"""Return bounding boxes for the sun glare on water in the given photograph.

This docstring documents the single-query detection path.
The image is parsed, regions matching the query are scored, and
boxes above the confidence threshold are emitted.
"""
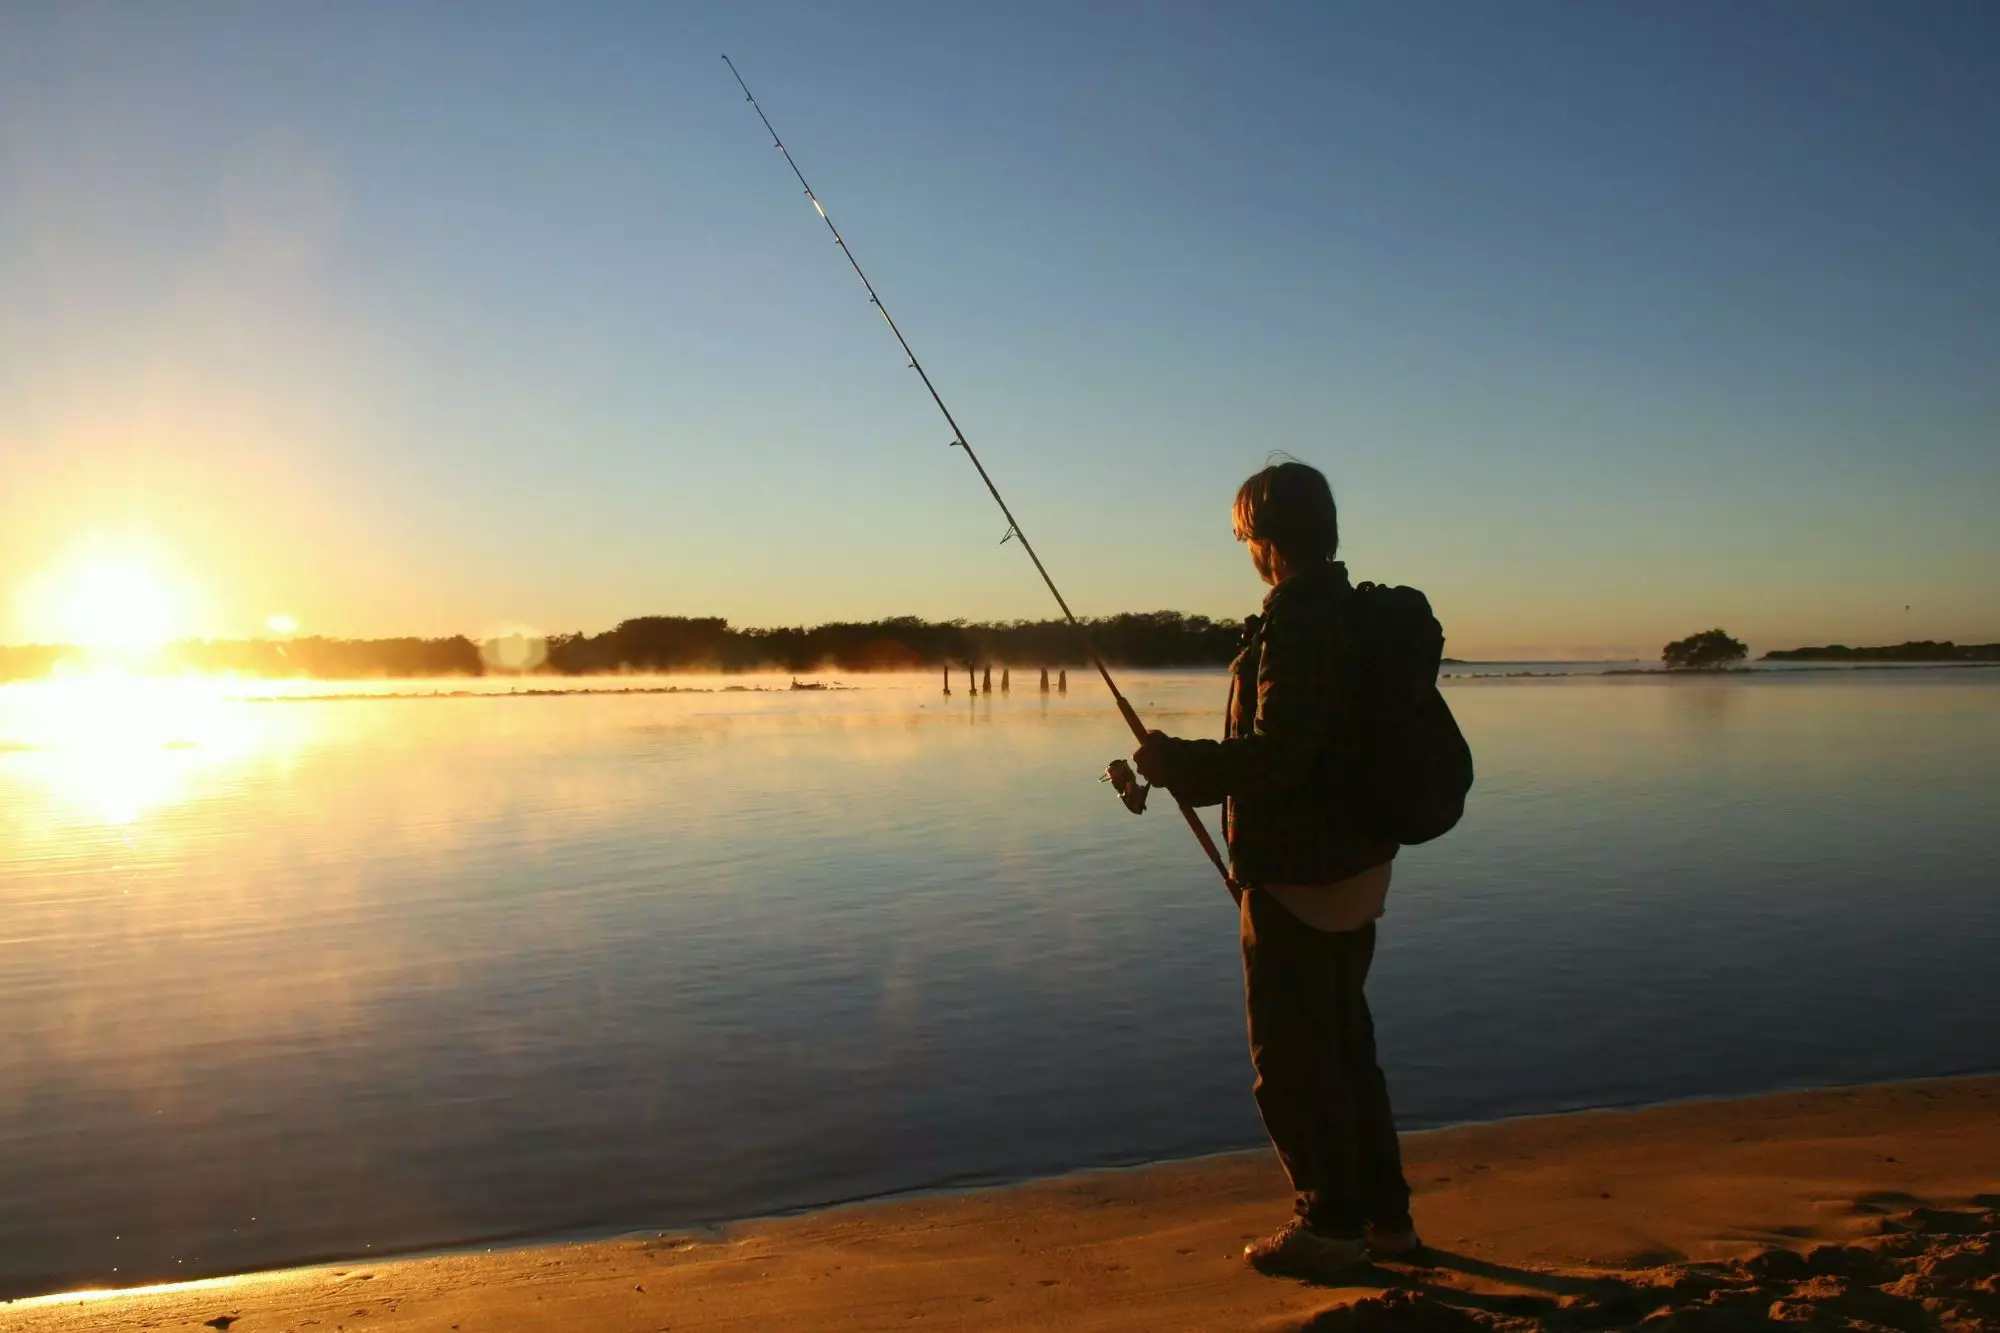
[2,546,299,827]
[1,673,269,827]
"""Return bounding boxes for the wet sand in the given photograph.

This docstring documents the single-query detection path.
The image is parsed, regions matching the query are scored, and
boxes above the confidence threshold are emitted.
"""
[8,1076,1996,1331]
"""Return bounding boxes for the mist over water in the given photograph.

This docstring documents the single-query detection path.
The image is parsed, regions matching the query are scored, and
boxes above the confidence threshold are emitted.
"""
[2,667,1996,1297]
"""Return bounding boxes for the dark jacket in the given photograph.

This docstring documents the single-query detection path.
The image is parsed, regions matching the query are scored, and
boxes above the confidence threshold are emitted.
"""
[1151,561,1396,886]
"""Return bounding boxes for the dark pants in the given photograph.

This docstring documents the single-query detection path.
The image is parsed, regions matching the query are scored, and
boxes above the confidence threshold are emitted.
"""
[1240,887,1412,1236]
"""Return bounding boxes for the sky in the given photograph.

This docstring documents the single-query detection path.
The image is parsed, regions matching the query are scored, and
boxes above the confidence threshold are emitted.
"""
[2,2,1996,660]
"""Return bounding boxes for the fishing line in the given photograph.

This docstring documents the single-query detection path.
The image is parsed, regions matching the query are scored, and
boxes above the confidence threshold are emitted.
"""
[722,55,1234,899]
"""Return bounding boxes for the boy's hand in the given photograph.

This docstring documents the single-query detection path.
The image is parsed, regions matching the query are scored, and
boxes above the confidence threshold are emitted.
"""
[1132,730,1175,786]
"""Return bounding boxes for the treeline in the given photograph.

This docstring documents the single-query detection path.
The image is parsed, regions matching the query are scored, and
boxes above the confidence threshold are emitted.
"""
[542,613,1240,674]
[0,636,485,681]
[1761,641,2000,663]
[0,612,1243,681]
[172,636,484,676]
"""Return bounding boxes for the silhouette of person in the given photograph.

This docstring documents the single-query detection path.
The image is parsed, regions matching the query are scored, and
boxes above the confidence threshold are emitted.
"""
[1130,461,1416,1281]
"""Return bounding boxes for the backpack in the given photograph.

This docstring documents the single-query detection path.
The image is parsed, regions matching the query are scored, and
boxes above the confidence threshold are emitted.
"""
[1342,582,1474,844]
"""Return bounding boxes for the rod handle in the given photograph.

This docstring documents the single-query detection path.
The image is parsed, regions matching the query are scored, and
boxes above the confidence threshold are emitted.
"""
[1110,691,1240,903]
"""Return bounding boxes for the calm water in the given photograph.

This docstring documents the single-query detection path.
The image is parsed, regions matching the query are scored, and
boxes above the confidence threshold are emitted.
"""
[2,666,1997,1297]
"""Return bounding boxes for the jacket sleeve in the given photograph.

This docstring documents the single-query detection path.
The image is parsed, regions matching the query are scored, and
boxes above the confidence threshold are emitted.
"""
[1154,606,1336,802]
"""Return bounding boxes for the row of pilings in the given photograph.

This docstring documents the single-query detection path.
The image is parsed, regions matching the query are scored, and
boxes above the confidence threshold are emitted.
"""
[942,663,1065,695]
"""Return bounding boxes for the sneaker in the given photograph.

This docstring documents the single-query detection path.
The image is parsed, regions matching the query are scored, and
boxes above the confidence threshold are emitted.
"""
[1244,1218,1369,1280]
[1364,1220,1424,1260]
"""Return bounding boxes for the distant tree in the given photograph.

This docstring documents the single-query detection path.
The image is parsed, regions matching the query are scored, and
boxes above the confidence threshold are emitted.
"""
[1662,628,1748,671]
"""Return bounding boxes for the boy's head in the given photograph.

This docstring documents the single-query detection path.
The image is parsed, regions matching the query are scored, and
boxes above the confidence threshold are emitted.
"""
[1232,461,1339,582]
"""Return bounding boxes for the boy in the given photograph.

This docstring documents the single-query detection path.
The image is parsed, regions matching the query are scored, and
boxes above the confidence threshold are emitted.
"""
[1133,460,1420,1280]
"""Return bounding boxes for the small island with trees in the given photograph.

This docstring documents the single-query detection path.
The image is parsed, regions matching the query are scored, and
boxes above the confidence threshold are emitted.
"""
[1657,630,2000,672]
[1662,628,1749,670]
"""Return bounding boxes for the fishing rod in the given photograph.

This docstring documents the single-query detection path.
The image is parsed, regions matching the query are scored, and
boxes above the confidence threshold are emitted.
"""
[722,55,1236,902]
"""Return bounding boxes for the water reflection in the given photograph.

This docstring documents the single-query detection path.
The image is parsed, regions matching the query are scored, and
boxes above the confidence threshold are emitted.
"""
[1660,673,1742,730]
[0,668,1995,1298]
[0,674,282,826]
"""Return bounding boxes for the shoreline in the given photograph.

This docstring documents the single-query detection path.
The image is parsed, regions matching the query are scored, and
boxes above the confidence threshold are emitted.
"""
[11,1074,1996,1330]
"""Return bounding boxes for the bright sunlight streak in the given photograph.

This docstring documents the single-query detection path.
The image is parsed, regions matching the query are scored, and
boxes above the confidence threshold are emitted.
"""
[0,671,280,827]
[6,544,264,826]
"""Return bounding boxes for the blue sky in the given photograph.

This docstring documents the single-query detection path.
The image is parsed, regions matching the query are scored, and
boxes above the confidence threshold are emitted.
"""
[3,1,1995,658]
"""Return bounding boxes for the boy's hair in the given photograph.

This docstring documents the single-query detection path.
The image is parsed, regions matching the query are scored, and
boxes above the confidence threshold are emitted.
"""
[1232,460,1339,565]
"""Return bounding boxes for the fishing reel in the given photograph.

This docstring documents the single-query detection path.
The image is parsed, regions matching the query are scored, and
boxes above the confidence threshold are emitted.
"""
[1100,758,1150,815]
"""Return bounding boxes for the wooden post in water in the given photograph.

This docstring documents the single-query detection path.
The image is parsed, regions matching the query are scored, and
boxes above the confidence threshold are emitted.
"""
[942,661,950,695]
[982,665,991,694]
[1039,667,1049,693]
[1001,668,1010,693]
[1058,668,1067,694]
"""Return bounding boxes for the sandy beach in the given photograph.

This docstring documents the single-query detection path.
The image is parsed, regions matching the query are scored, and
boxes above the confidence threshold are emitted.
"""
[7,1075,1995,1331]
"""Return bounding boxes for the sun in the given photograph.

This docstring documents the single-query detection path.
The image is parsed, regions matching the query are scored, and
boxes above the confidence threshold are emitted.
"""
[17,545,198,656]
